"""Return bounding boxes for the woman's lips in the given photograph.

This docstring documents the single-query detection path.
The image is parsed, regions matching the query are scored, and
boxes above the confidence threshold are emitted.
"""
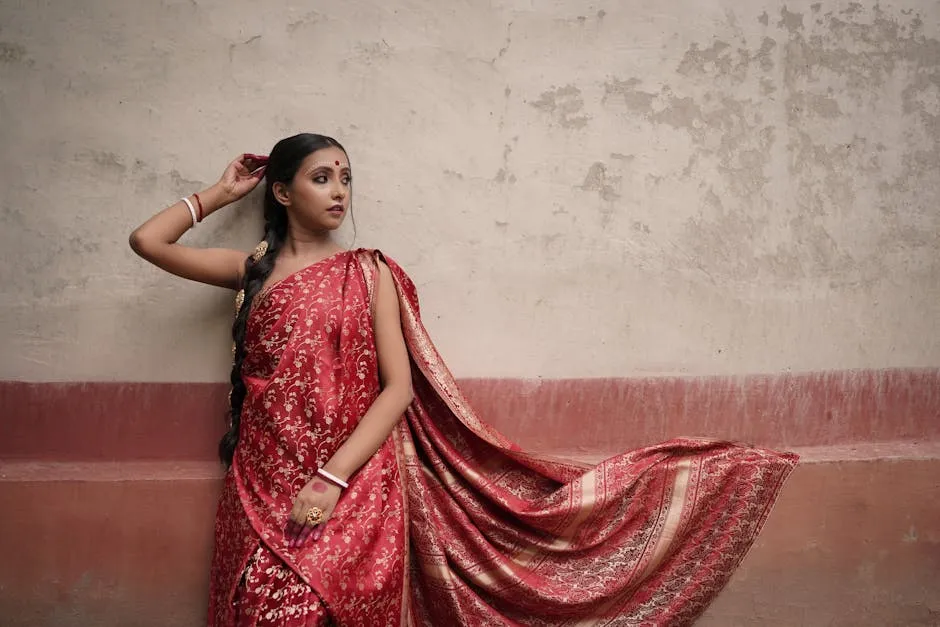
[327,205,344,214]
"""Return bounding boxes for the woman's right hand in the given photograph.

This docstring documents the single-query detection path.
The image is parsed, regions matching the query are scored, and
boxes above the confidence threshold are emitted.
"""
[216,153,268,204]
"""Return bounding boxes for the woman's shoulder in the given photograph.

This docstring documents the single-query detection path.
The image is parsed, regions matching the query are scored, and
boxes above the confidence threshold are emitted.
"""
[350,247,401,271]
[350,248,417,299]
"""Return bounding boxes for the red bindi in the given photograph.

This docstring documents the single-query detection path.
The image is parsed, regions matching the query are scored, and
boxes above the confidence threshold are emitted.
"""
[335,160,340,166]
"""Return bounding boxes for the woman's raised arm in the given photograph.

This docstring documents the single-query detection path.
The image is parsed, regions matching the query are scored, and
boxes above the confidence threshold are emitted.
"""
[128,153,267,290]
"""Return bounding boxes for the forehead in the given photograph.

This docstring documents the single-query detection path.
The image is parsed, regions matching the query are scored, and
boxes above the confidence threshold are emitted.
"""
[300,146,350,170]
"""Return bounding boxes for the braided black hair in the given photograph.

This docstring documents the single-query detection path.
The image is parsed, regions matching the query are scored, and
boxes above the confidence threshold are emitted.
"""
[219,133,348,466]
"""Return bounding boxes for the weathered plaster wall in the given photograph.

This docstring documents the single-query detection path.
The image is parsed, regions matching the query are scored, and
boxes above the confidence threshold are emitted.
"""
[0,0,937,381]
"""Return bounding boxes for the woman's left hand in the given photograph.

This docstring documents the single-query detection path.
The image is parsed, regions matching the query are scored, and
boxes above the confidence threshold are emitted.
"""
[286,477,342,548]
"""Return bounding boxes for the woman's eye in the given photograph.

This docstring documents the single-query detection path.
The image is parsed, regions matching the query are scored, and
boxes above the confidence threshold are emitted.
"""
[342,177,352,185]
[313,176,328,184]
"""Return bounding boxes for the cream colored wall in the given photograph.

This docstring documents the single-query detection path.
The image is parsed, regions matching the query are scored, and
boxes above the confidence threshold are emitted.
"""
[1,1,937,381]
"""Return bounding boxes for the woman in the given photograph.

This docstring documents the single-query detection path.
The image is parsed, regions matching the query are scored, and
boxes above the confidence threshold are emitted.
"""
[130,133,798,626]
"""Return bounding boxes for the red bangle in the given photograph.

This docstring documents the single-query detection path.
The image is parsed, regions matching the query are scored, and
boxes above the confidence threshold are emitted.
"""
[193,192,204,222]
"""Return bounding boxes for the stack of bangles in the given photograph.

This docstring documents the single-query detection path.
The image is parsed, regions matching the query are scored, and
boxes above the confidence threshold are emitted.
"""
[304,468,349,526]
[181,193,204,226]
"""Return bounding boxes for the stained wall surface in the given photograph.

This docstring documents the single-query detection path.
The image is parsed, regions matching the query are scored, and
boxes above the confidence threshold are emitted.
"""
[2,4,940,625]
[1,0,938,381]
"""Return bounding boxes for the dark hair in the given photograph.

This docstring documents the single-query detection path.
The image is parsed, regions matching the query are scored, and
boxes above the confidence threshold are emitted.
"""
[219,133,349,465]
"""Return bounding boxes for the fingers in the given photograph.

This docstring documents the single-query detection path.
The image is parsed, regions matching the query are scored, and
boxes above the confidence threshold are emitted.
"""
[293,508,314,548]
[289,519,320,548]
[286,497,306,539]
[243,153,269,164]
[296,518,326,547]
[285,499,330,547]
[296,524,316,546]
[289,498,306,526]
[285,518,303,543]
[241,153,269,174]
[228,154,267,182]
[231,160,250,177]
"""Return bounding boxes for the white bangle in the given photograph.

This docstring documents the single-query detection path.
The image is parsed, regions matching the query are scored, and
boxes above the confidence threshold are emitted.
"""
[181,196,197,227]
[317,468,349,490]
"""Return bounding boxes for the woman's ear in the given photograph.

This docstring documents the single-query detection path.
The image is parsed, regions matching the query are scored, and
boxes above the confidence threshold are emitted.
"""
[272,181,290,206]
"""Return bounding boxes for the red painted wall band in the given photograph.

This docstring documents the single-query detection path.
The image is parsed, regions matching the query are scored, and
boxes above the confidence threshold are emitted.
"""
[1,369,938,461]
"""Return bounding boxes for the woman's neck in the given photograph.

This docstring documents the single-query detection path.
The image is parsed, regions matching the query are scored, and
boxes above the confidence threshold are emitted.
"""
[282,229,344,260]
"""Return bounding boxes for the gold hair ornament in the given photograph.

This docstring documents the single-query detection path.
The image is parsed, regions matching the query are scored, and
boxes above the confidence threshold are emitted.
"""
[230,241,269,354]
[251,241,268,262]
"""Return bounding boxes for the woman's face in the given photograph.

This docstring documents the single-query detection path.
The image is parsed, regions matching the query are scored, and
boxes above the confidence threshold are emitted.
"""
[276,146,351,232]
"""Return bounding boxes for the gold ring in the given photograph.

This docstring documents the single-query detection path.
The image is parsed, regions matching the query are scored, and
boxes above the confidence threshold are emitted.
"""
[305,507,324,526]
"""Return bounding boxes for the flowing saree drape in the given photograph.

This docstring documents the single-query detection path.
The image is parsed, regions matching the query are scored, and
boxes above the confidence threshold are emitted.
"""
[208,249,798,626]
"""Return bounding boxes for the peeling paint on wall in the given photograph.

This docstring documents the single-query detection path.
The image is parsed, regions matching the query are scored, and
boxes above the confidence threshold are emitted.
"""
[0,1,937,380]
[530,84,591,128]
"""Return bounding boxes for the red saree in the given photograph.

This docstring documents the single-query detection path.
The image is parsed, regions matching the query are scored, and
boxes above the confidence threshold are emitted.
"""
[208,249,798,626]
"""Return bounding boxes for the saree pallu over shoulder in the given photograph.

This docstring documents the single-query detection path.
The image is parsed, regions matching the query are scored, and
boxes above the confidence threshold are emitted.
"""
[356,250,798,626]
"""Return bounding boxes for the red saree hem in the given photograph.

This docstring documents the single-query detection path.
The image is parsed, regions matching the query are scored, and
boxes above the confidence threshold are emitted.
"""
[232,544,331,627]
